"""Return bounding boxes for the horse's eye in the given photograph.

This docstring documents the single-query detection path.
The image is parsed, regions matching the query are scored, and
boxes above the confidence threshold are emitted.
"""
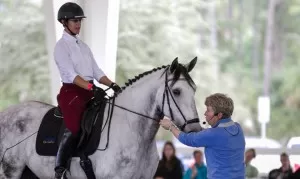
[172,89,181,96]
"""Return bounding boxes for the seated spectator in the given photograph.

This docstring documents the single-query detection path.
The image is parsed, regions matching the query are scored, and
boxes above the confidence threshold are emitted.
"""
[245,148,259,178]
[279,153,293,179]
[183,150,207,179]
[268,168,281,179]
[268,152,293,179]
[154,141,183,179]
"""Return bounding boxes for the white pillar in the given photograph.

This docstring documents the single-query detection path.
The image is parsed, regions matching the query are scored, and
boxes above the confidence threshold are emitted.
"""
[261,122,266,139]
[43,0,119,104]
[82,0,120,84]
[42,0,65,105]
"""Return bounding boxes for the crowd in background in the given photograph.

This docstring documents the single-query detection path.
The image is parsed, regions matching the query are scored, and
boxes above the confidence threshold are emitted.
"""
[246,148,300,179]
[154,141,207,179]
[154,141,300,179]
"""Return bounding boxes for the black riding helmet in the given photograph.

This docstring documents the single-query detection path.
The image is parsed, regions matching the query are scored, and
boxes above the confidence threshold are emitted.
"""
[57,2,86,23]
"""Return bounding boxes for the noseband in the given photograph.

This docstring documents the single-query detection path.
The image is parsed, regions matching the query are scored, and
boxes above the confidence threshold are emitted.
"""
[160,70,199,131]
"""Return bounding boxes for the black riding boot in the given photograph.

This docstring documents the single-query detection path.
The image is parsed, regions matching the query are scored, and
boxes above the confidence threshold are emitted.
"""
[54,128,78,179]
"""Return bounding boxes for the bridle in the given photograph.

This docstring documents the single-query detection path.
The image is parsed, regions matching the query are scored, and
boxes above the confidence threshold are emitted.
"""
[160,69,200,131]
[105,67,200,131]
[97,68,201,151]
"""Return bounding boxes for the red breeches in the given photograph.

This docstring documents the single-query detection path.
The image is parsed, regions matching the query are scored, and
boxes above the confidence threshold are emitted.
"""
[58,84,93,135]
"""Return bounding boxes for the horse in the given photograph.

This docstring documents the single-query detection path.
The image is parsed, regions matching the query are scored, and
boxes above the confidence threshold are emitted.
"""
[0,57,202,179]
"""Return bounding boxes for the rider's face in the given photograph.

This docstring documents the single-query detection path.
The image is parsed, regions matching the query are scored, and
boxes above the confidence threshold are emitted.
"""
[65,18,82,35]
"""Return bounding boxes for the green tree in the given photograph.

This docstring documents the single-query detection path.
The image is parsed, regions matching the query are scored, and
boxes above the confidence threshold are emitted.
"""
[0,0,50,110]
[1,0,300,141]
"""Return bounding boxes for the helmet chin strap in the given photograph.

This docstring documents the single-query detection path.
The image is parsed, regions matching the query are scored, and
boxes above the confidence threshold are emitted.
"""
[63,20,77,36]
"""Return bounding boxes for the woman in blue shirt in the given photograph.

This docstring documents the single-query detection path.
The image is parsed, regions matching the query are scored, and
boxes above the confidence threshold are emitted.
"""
[160,93,245,179]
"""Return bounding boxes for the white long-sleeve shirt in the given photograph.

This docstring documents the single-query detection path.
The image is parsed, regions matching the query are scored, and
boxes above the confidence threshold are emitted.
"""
[54,30,105,83]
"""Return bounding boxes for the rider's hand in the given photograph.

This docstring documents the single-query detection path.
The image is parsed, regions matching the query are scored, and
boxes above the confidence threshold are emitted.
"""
[90,83,97,91]
[90,84,105,100]
[110,83,122,93]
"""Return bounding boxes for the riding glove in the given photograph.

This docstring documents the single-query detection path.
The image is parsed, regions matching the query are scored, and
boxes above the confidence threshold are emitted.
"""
[110,83,122,93]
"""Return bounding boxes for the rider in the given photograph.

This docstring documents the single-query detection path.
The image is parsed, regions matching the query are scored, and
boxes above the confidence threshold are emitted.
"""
[54,2,121,178]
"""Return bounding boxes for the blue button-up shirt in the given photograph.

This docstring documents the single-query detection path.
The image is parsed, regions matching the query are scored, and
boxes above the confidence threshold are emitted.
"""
[178,118,245,179]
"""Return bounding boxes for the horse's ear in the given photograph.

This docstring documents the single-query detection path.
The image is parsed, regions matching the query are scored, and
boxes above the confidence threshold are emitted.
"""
[185,56,197,72]
[169,57,179,73]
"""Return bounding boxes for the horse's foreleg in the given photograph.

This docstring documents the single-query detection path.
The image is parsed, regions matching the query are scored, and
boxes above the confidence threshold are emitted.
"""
[141,145,159,178]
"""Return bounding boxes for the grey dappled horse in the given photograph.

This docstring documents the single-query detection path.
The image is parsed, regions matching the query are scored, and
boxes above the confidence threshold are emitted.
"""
[0,58,202,179]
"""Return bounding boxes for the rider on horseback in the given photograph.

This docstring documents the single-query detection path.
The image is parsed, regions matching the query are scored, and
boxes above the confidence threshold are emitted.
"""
[54,2,121,178]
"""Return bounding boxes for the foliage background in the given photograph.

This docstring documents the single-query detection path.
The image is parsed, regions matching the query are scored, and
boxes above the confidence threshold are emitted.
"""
[1,0,299,142]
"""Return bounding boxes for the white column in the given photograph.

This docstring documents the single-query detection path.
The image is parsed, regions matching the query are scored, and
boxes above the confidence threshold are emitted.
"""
[42,0,65,105]
[43,0,120,104]
[81,0,120,83]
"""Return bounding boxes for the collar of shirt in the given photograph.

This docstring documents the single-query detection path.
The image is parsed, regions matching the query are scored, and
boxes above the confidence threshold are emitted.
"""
[212,118,232,128]
[63,30,80,44]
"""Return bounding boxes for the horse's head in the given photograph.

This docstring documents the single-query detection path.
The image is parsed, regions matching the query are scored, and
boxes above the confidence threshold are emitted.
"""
[156,57,202,133]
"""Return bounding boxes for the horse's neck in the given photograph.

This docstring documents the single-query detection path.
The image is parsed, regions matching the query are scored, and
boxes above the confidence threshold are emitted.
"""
[113,71,163,142]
